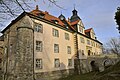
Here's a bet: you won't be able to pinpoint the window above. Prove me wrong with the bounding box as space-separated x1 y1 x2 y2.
65 33 69 40
10 44 12 53
80 37 85 43
91 41 93 46
35 24 43 33
54 44 59 53
67 46 71 54
87 40 90 45
68 59 72 67
93 42 95 47
88 50 90 56
0 59 2 63
82 50 84 55
54 59 60 68
36 41 42 52
4 47 7 54
38 13 45 18
4 34 8 39
53 28 59 37
36 59 42 69
96 43 98 48
79 27 83 33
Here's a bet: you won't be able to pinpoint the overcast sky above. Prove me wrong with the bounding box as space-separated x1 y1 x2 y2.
1 0 120 44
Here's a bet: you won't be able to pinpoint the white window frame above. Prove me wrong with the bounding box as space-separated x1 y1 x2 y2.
36 59 42 69
35 24 43 33
65 33 69 40
36 41 42 52
54 58 60 68
68 59 72 67
53 28 59 37
54 44 59 53
67 46 71 54
87 40 90 45
80 37 85 43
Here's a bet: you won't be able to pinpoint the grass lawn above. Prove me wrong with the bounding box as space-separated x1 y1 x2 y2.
59 72 98 80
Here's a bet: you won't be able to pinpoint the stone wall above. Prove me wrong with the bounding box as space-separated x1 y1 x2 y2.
35 69 74 80
80 55 120 74
13 27 34 80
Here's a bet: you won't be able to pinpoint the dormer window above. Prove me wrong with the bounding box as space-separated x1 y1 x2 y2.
38 13 45 18
65 24 69 29
34 24 43 33
58 14 65 21
51 20 59 24
79 26 83 33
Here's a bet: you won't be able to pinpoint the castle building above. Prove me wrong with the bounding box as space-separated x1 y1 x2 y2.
1 5 102 80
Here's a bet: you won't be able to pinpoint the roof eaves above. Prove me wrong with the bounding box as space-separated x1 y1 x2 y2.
27 13 74 33
77 32 102 45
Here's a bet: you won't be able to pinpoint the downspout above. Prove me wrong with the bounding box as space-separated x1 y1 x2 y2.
5 30 10 80
33 27 35 80
75 33 81 74
75 24 81 74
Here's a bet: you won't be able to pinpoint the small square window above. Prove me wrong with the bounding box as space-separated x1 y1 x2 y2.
35 24 43 33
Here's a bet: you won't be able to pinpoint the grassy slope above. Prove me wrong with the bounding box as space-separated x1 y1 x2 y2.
59 61 120 80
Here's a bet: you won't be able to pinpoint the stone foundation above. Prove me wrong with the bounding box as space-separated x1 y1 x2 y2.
35 69 74 80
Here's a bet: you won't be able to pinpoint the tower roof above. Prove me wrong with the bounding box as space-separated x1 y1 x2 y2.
70 8 81 22
58 14 66 20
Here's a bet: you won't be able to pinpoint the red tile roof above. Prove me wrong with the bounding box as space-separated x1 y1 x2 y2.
85 28 92 33
30 6 65 26
30 5 76 31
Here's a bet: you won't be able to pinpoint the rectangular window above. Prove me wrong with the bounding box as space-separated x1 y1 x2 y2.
53 28 59 37
65 33 69 40
82 50 84 55
0 59 2 63
36 59 42 69
4 47 7 54
68 59 72 67
36 41 42 52
54 58 60 68
54 44 59 53
91 41 93 46
93 42 95 47
67 46 71 54
87 40 90 45
80 37 85 43
35 24 43 33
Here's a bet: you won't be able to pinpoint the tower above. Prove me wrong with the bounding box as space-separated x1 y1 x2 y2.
70 8 81 22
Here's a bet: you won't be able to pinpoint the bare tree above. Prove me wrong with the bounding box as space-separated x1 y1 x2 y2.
106 37 120 55
0 0 64 30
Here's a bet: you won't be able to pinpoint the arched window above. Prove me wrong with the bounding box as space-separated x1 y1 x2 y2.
88 50 90 56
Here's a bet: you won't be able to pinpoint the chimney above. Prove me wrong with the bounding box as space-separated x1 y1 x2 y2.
68 18 70 22
36 5 39 10
45 11 49 14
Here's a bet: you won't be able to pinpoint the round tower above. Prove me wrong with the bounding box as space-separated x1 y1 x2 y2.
15 26 34 80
